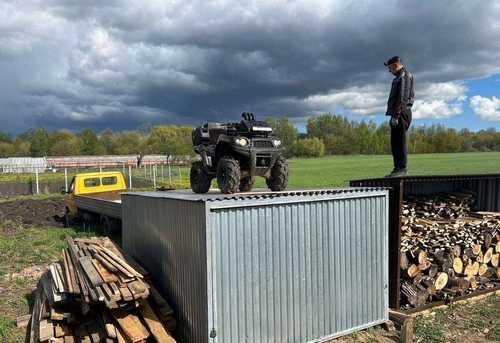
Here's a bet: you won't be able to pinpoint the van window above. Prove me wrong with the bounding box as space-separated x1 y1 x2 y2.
84 178 101 187
102 176 117 186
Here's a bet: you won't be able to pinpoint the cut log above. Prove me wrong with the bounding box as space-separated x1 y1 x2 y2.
448 277 470 292
418 260 432 271
428 264 439 278
471 261 480 276
472 244 482 256
482 232 493 248
452 257 463 274
400 252 410 270
492 254 499 268
483 248 494 265
407 264 420 278
451 245 461 257
434 272 449 291
418 250 428 265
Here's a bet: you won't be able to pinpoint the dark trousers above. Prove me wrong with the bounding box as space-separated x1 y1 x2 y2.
390 109 411 170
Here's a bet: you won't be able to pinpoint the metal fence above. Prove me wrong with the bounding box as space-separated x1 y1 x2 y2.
0 156 192 195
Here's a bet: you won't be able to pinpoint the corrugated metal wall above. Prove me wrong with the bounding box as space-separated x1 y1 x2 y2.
122 195 209 343
123 189 389 343
208 194 388 343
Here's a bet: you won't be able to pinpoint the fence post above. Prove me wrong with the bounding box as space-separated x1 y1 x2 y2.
168 163 172 184
35 169 40 195
64 168 68 192
161 164 164 182
178 166 182 182
153 164 157 189
144 164 147 178
128 165 132 189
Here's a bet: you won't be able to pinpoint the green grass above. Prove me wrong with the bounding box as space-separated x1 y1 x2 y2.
253 152 500 188
0 224 102 342
414 295 500 342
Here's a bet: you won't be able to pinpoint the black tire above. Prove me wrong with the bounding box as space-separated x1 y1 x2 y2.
217 156 240 194
190 161 212 193
266 156 288 191
239 176 255 192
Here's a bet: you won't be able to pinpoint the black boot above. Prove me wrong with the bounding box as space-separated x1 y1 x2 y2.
388 168 407 177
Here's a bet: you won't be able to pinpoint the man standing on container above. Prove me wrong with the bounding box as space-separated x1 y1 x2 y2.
384 56 414 177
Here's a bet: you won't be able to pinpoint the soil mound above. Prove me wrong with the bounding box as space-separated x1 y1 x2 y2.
0 198 66 229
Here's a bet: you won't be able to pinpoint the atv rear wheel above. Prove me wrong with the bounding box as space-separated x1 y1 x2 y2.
190 161 212 193
239 176 255 192
217 156 240 194
266 156 288 191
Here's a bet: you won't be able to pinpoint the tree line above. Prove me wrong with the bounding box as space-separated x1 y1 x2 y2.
0 114 499 158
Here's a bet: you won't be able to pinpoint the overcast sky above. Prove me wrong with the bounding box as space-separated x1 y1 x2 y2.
1 0 500 133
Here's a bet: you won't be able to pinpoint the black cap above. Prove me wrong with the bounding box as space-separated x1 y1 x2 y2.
384 56 402 66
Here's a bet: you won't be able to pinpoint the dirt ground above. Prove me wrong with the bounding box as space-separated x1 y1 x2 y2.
0 197 66 230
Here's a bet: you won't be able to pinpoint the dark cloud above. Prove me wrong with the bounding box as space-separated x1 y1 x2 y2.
1 0 500 133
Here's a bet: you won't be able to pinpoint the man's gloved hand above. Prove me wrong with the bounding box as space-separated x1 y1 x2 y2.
390 116 399 128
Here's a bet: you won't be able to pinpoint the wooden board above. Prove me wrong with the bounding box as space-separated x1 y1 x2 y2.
139 300 176 343
111 310 150 343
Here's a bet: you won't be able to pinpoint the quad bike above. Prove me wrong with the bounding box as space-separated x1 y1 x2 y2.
190 112 289 194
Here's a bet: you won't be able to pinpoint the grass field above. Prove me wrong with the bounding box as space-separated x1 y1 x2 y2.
1 152 500 342
253 152 500 188
2 152 499 191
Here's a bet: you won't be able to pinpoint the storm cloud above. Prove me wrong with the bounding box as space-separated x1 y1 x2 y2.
1 0 500 132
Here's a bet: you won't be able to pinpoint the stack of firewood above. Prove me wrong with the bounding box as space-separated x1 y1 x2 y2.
400 192 500 309
27 237 176 342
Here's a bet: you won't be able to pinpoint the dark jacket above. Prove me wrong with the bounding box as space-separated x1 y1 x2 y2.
386 68 415 125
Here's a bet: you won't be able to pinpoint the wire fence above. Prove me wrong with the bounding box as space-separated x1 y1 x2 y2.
0 162 191 196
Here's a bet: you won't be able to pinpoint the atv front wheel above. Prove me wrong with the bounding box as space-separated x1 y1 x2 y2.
217 156 241 194
266 156 288 191
239 176 255 192
190 161 212 193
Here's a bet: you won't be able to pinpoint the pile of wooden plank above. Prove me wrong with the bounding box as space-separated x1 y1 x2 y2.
400 192 500 309
26 237 177 342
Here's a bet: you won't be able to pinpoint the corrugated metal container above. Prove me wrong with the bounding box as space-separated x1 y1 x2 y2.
350 174 500 309
122 188 389 343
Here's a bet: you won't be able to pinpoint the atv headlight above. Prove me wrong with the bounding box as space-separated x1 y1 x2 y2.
234 137 249 146
273 139 282 147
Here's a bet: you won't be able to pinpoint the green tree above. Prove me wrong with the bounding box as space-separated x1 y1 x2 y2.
99 129 115 154
266 117 298 156
0 142 14 157
79 128 104 155
30 128 51 157
147 126 193 156
112 132 147 155
49 130 81 156
0 131 12 143
12 138 31 157
294 137 325 157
